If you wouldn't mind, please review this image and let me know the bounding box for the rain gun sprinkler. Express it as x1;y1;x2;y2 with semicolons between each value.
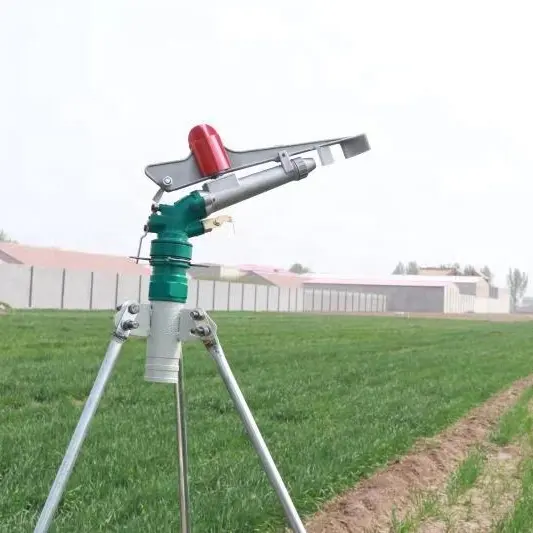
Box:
33;124;370;533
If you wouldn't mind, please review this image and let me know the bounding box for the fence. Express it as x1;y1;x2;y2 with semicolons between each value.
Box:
0;264;387;313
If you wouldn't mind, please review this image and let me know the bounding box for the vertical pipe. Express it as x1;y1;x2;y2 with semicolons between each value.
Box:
114;273;119;310
174;350;191;532
60;269;66;310
28;265;34;308
89;272;94;310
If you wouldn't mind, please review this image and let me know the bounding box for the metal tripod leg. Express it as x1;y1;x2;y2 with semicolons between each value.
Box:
174;343;191;532
33;302;140;533
186;310;307;533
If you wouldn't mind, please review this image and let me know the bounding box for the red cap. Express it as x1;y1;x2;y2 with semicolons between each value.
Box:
188;124;231;177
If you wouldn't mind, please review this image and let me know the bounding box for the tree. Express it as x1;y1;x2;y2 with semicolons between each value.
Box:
507;268;529;312
480;265;493;284
289;263;312;274
463;264;478;276
0;230;16;243
406;261;420;275
392;261;406;275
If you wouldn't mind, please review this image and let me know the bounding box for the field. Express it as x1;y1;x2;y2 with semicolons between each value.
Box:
2;311;533;532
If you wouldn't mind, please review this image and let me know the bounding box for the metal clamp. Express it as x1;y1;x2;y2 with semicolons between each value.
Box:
113;301;140;340
178;308;218;344
277;150;294;176
129;305;217;343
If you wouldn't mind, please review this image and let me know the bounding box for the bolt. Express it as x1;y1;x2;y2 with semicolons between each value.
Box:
190;309;205;320
128;303;140;314
163;176;172;186
192;326;210;337
123;320;139;330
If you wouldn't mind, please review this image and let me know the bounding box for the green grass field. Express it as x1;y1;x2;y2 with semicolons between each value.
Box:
2;311;533;532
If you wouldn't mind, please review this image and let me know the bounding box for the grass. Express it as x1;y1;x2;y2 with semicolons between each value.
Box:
446;447;486;504
495;457;533;533
490;387;533;446
390;493;441;533
492;386;533;532
2;311;533;532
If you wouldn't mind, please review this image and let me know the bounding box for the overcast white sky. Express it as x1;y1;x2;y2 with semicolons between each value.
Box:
1;0;532;289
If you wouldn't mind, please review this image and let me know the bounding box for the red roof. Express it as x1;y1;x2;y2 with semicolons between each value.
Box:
0;242;151;275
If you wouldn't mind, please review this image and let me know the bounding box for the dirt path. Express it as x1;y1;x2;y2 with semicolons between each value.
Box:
303;375;533;533
415;442;523;533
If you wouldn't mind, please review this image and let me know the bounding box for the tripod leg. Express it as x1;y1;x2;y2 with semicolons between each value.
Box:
204;337;306;533
174;344;191;532
34;303;139;533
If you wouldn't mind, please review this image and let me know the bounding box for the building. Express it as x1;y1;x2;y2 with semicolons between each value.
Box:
516;297;533;314
0;242;150;275
303;274;509;313
419;266;462;276
189;263;307;288
0;243;511;314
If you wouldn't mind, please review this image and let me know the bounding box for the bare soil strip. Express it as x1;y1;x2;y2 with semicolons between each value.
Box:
414;443;523;532
304;375;533;533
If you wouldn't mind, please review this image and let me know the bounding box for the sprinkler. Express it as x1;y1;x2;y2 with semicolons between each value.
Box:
34;124;370;533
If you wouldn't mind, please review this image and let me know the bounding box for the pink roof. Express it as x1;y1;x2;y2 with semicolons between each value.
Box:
304;276;453;287
251;271;307;288
0;242;151;275
236;263;293;274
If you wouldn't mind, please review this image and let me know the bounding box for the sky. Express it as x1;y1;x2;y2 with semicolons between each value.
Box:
1;0;532;290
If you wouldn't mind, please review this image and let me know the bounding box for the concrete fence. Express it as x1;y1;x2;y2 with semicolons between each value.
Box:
0;264;387;313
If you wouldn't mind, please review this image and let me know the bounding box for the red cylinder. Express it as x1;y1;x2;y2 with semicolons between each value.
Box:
188;124;231;177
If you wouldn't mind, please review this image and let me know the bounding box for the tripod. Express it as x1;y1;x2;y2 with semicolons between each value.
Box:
34;122;370;532
33;301;307;533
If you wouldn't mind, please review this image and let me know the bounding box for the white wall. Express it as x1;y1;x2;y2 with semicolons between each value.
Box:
444;283;509;314
0;264;388;313
2;263;507;314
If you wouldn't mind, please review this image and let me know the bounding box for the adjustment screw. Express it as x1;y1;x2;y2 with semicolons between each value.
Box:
190;309;205;320
163;176;172;186
116;304;122;311
128;303;140;314
123;320;139;330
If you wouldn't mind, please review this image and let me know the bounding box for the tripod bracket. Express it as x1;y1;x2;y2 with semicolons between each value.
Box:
114;301;141;340
130;304;216;343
